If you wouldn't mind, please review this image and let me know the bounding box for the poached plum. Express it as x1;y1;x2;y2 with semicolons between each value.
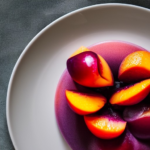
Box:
67;51;114;88
65;90;106;115
55;41;150;150
124;103;150;139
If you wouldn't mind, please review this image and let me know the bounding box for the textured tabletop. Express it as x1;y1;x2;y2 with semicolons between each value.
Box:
0;0;150;149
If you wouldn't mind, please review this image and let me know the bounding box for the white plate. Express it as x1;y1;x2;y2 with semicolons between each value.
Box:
6;3;150;150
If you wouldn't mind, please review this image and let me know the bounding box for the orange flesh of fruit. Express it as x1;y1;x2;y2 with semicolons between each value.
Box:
95;55;114;87
66;90;106;115
70;46;89;58
119;51;150;82
84;116;126;139
109;79;150;105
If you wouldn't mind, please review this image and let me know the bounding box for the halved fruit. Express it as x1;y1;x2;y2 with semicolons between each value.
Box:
109;79;150;106
118;51;150;83
84;110;126;139
67;51;114;87
123;103;150;139
65;90;106;115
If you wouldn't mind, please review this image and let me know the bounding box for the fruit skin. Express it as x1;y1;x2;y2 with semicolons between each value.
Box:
123;103;150;139
67;51;113;88
55;41;150;150
118;51;150;83
84;109;127;139
109;79;150;106
65;90;106;115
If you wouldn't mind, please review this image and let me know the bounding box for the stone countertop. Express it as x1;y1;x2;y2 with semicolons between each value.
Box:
0;0;150;149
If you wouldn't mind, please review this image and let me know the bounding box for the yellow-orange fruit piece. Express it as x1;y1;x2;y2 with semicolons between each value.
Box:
65;90;106;115
96;55;114;87
109;79;150;106
119;51;150;83
70;46;89;58
84;116;127;139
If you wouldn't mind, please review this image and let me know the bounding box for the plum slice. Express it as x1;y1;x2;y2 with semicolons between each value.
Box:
67;51;113;88
84;109;127;139
65;90;106;115
119;51;150;83
123;103;150;139
55;41;149;150
109;79;150;106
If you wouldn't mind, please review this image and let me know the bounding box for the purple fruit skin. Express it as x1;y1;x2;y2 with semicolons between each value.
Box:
129;117;150;139
67;51;99;87
124;103;150;139
55;41;149;150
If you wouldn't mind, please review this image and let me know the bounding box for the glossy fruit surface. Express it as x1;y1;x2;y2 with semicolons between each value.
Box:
67;51;113;87
65;90;106;115
119;51;150;83
55;41;150;150
84;110;127;139
109;79;150;105
124;103;150;139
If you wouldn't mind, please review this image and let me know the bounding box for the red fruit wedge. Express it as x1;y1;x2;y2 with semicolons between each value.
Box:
67;51;113;88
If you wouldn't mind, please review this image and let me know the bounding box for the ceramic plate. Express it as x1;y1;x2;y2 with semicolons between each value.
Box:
6;4;150;150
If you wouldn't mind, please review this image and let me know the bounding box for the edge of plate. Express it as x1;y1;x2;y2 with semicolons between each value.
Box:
6;3;150;150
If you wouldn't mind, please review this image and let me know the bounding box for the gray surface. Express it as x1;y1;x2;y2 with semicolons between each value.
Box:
0;0;150;149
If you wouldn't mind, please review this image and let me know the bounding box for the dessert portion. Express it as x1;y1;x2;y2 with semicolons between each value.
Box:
84;108;127;139
55;41;150;150
119;51;150;83
67;51;113;87
109;79;150;106
66;90;106;115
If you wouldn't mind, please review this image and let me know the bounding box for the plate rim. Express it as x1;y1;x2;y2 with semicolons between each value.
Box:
6;3;150;150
